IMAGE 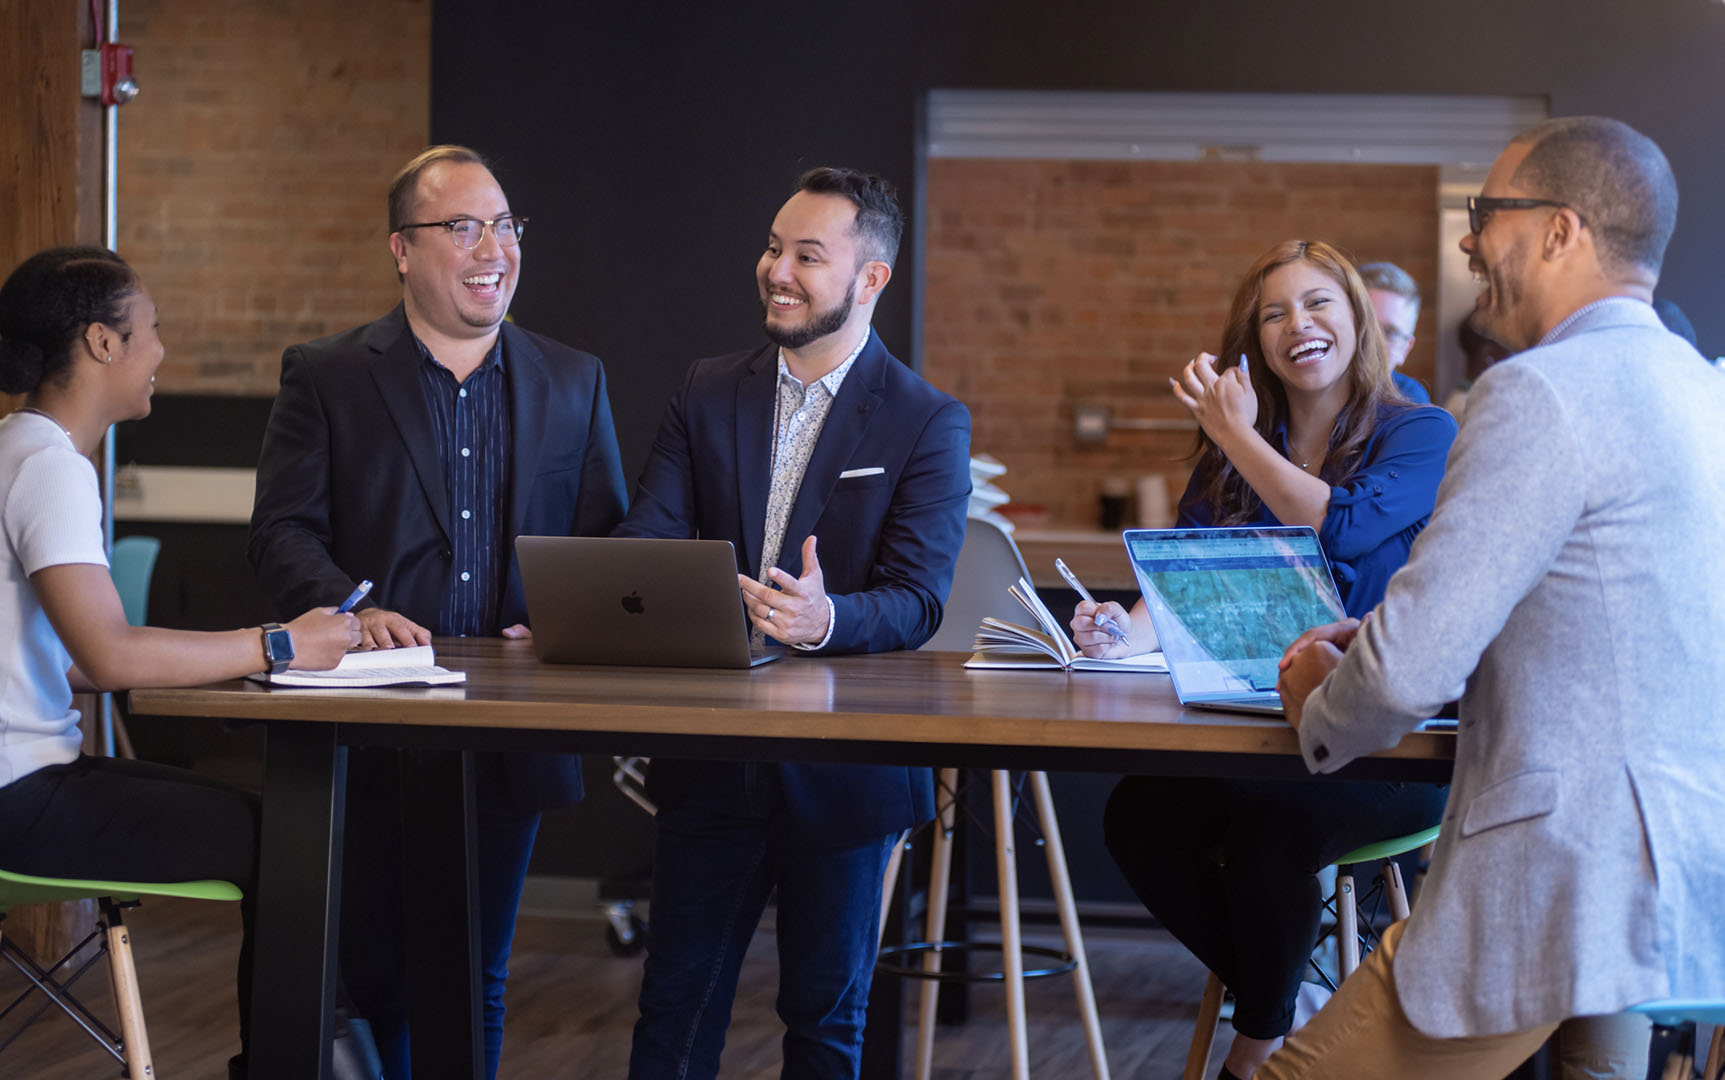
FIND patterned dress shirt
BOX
[754,334,868,648]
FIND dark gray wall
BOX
[432,0,1725,482]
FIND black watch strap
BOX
[261,622,294,675]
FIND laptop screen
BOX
[1124,527,1345,699]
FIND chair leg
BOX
[1647,1021,1695,1080]
[1383,858,1411,922]
[101,904,153,1079]
[1182,972,1226,1080]
[992,770,1030,1080]
[1336,873,1360,979]
[1028,771,1109,1079]
[879,830,907,949]
[915,768,960,1080]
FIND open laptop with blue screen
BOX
[1122,526,1345,716]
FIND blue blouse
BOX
[1176,404,1458,617]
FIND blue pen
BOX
[337,579,373,613]
[1055,558,1128,644]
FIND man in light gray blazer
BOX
[1263,116,1725,1079]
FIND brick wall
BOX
[922,159,1439,527]
[118,0,430,393]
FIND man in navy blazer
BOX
[249,146,627,1078]
[618,167,971,1079]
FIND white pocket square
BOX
[839,467,886,479]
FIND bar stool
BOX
[1181,825,1440,1080]
[1627,1000,1725,1080]
[878,768,1109,1080]
[0,866,242,1077]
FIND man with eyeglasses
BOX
[1356,261,1430,403]
[250,144,628,1079]
[1262,117,1725,1079]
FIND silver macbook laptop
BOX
[1122,526,1345,715]
[516,536,783,668]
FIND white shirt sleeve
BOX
[5,447,109,575]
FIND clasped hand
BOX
[1169,352,1257,448]
[1274,614,1368,730]
[738,535,831,646]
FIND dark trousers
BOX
[1103,775,1447,1039]
[339,748,541,1080]
[629,762,895,1080]
[0,755,260,1052]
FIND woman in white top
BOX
[0,246,359,1078]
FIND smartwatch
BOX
[261,622,294,675]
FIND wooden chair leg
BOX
[102,905,154,1079]
[915,768,960,1080]
[1383,859,1411,922]
[1182,972,1226,1080]
[992,770,1029,1080]
[879,830,907,949]
[1336,873,1360,979]
[1029,771,1109,1079]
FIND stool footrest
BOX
[877,940,1077,982]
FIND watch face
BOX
[265,626,294,669]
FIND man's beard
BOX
[1465,238,1527,351]
[762,278,856,349]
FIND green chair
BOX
[1182,825,1441,1080]
[108,536,162,627]
[0,866,241,1077]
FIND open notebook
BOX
[965,577,1167,673]
[246,644,466,688]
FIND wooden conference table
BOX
[129,639,1454,1080]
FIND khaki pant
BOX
[1257,921,1648,1080]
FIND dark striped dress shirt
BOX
[413,334,511,637]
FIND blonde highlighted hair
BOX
[1190,239,1408,523]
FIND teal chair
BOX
[1628,999,1725,1080]
[108,536,161,627]
[1183,825,1442,1080]
[0,867,241,1076]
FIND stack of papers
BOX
[247,644,467,688]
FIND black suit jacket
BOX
[617,329,971,842]
[249,305,629,808]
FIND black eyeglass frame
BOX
[395,215,528,249]
[1466,196,1586,236]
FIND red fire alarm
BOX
[80,43,139,106]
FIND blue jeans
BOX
[629,762,894,1080]
[340,748,541,1080]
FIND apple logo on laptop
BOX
[621,591,645,615]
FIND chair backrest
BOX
[108,536,161,627]
[921,516,1034,652]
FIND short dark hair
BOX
[1356,261,1421,313]
[794,167,903,268]
[1509,116,1678,275]
[388,145,492,235]
[0,246,138,395]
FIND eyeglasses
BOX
[396,215,527,249]
[1466,196,1585,236]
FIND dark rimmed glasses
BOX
[396,215,527,249]
[1466,196,1585,236]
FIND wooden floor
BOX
[2,898,1229,1078]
